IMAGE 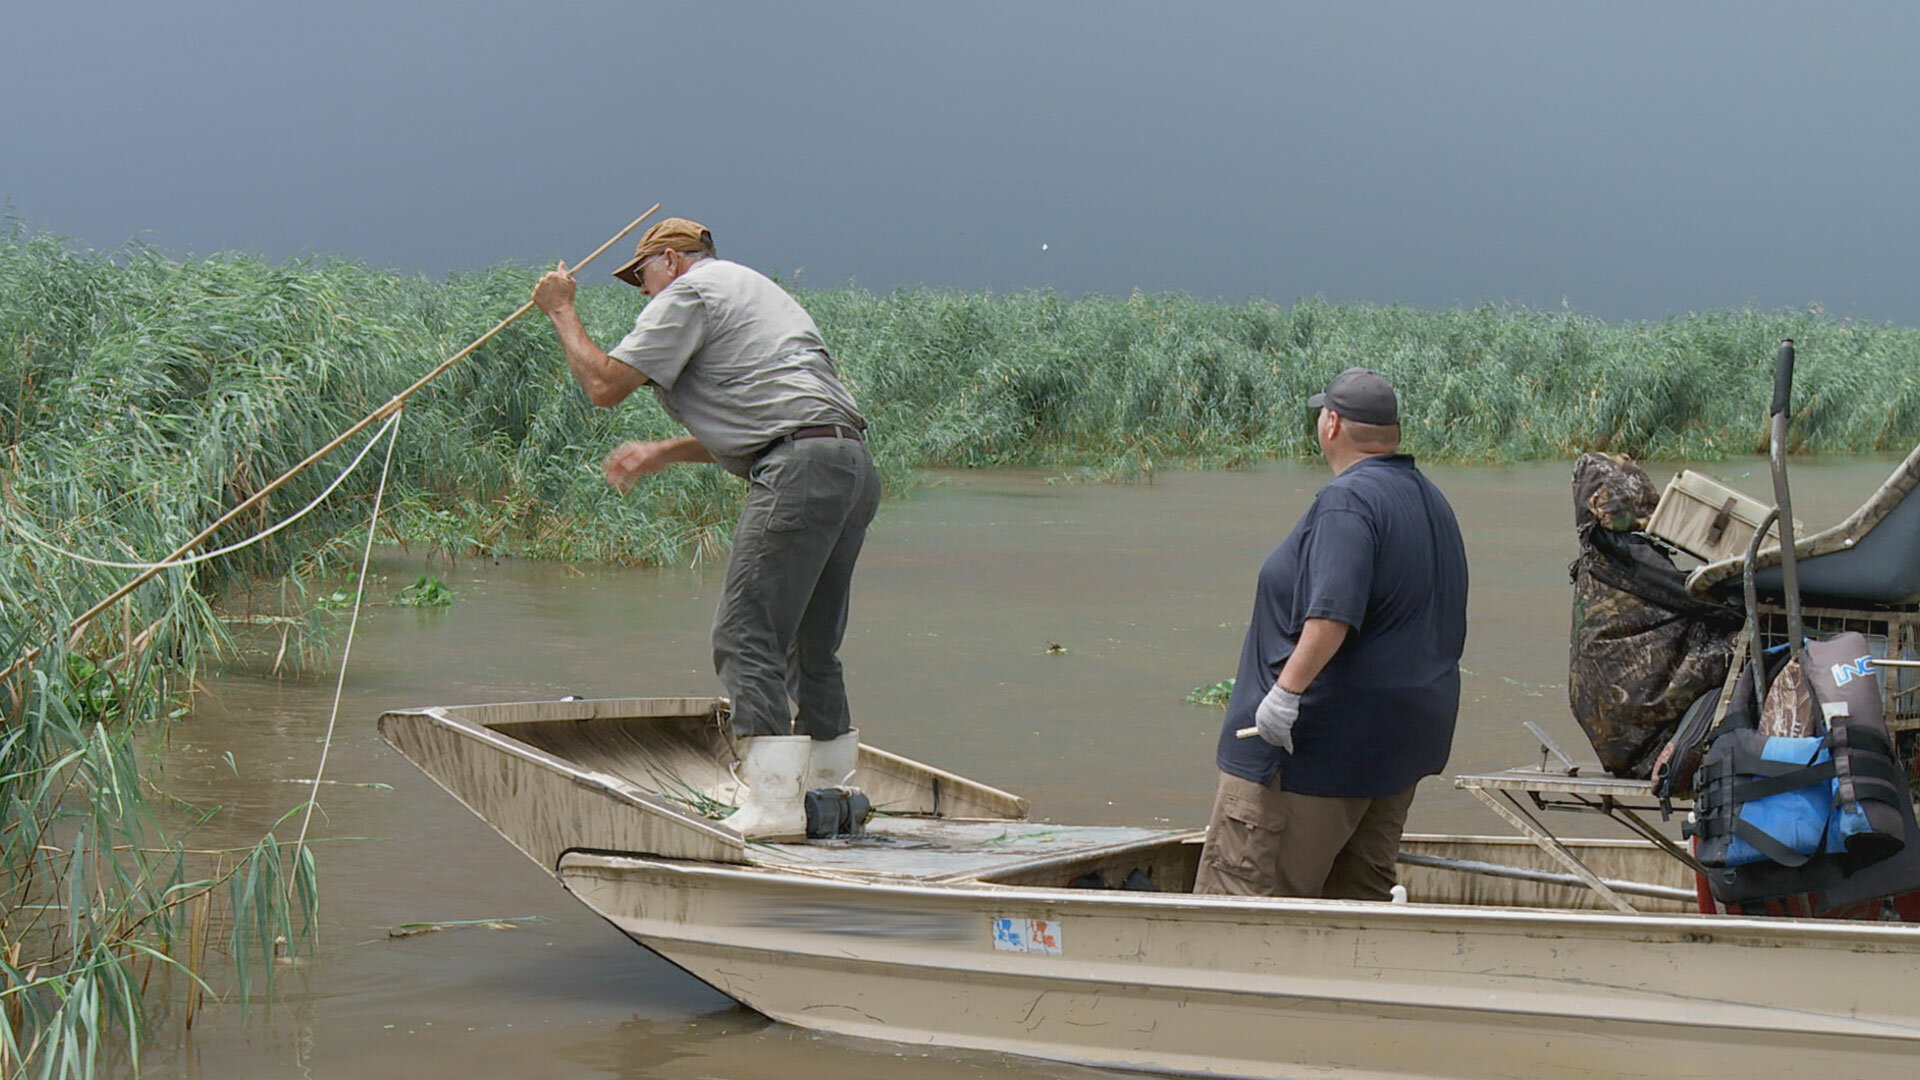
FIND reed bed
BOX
[4,219,1920,1074]
[817,289,1920,469]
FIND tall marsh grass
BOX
[818,289,1920,468]
[4,218,1920,1072]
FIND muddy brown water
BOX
[138,457,1900,1078]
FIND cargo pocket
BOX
[1197,778,1287,895]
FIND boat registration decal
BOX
[992,917,1062,955]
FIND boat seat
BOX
[1687,440,1920,607]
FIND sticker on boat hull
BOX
[992,917,1062,955]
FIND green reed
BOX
[809,289,1920,468]
[5,218,1920,1073]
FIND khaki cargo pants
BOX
[1192,770,1418,900]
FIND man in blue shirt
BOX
[1194,368,1468,899]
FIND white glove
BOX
[1254,683,1301,752]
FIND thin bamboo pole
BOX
[0,205,660,687]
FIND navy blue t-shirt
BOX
[1215,454,1469,798]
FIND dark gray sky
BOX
[7,2,1918,323]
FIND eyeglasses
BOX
[622,252,666,293]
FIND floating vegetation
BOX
[394,574,455,608]
[387,915,542,939]
[273,778,395,789]
[1187,679,1237,707]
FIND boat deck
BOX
[751,817,1190,884]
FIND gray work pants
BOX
[714,437,882,739]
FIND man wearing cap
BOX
[1193,367,1468,899]
[530,218,881,840]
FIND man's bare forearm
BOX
[603,435,715,490]
[546,303,645,407]
[1278,617,1350,694]
[655,435,714,465]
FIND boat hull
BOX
[379,698,1920,1078]
[561,852,1920,1080]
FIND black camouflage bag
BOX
[1568,453,1743,777]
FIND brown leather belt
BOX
[756,424,864,461]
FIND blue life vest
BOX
[1692,732,1836,868]
[1690,637,1908,874]
[1689,633,1916,908]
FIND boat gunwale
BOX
[392,705,713,821]
[383,696,1031,826]
[557,849,1920,949]
[377,704,748,862]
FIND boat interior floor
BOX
[736,818,1701,913]
[749,816,1201,890]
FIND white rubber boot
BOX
[723,735,810,841]
[806,729,860,791]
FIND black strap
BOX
[1833,724,1895,759]
[1841,771,1906,807]
[1733,819,1818,867]
[1731,760,1836,804]
[1831,725,1905,806]
[1840,754,1904,787]
[1726,747,1825,778]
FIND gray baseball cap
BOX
[1307,367,1399,425]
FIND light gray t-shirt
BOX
[607,259,864,476]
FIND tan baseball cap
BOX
[612,218,715,287]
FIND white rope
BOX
[2,409,405,571]
[290,405,405,875]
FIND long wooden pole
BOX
[1,205,660,686]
